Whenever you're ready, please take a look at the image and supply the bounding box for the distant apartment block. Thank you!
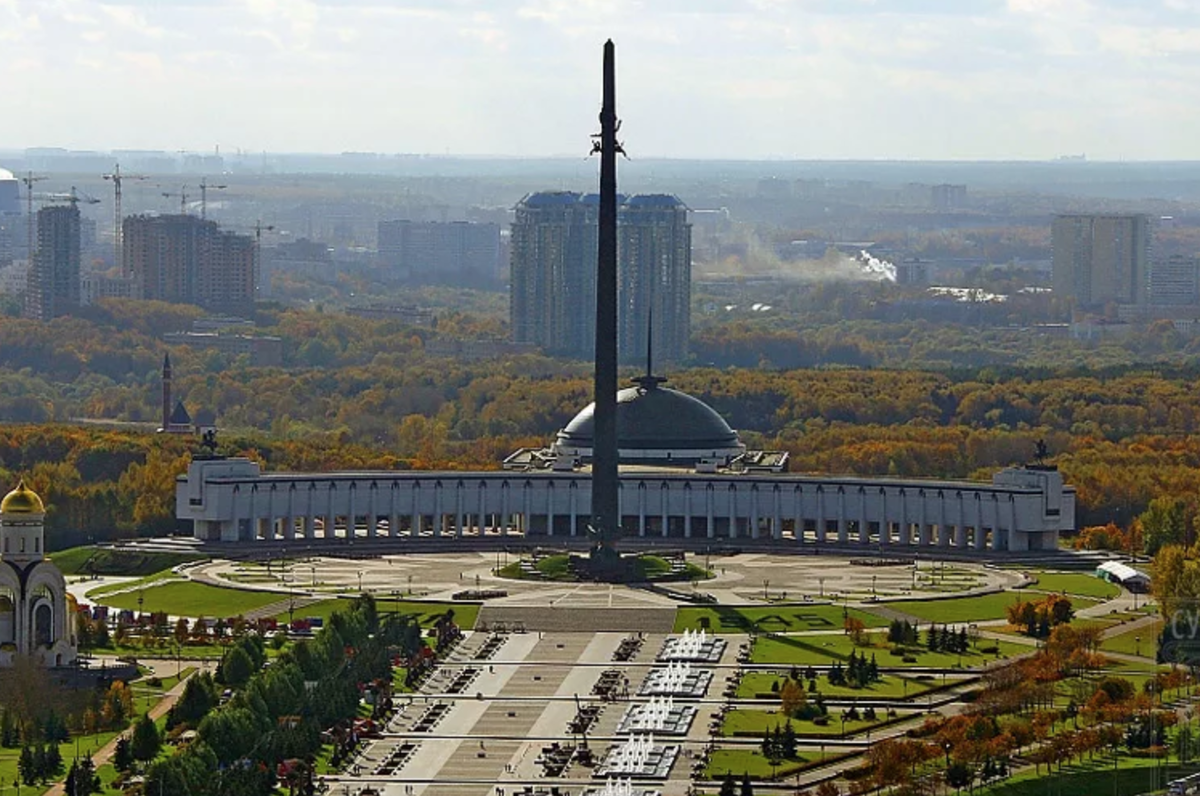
[1052,214,1150,310]
[25,204,81,320]
[931,184,968,211]
[425,339,540,361]
[617,194,691,365]
[1148,255,1200,307]
[81,273,136,305]
[510,192,692,365]
[345,304,435,326]
[123,214,257,314]
[163,332,284,367]
[377,220,500,286]
[264,238,332,298]
[510,192,600,360]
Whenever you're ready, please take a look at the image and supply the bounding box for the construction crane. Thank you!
[198,177,226,220]
[19,172,47,265]
[103,163,149,273]
[34,187,101,206]
[161,185,189,215]
[22,188,101,280]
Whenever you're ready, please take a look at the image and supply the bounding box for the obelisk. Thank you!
[591,39,621,560]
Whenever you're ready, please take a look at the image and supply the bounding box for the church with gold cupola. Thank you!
[0,481,77,668]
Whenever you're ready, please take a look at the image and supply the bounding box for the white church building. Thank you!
[0,481,78,668]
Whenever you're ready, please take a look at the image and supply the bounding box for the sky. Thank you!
[4,0,1200,160]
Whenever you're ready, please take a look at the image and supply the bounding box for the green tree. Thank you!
[740,772,755,796]
[130,713,161,763]
[222,646,256,689]
[64,757,101,796]
[18,744,36,785]
[1141,496,1190,555]
[719,774,737,796]
[113,736,134,773]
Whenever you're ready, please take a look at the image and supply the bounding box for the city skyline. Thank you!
[5,1,1200,160]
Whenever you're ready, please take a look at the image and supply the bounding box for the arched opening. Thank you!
[33,603,52,647]
[0,589,14,644]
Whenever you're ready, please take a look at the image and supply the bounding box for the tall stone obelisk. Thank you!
[590,40,621,562]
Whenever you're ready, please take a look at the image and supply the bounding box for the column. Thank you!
[815,488,827,544]
[545,483,555,538]
[706,485,715,539]
[727,487,738,539]
[661,484,669,539]
[683,484,693,539]
[837,489,848,544]
[501,482,510,537]
[455,482,465,539]
[749,486,759,540]
[638,483,647,538]
[569,482,578,537]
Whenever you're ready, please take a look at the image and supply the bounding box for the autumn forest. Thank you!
[3,296,1200,546]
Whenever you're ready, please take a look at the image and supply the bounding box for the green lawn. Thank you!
[705,748,812,780]
[85,569,182,598]
[92,580,283,617]
[736,671,936,700]
[723,708,900,738]
[883,592,1029,623]
[675,604,888,633]
[977,756,1196,796]
[282,598,480,630]
[50,545,207,576]
[749,631,1026,667]
[1101,620,1162,658]
[1024,572,1121,600]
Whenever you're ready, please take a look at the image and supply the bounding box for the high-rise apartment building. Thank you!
[509,192,691,364]
[617,195,691,365]
[25,204,80,320]
[123,215,256,314]
[377,220,501,286]
[1148,254,1200,307]
[1052,214,1150,310]
[510,192,599,360]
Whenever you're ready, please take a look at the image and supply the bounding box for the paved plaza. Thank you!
[193,550,1023,613]
[324,630,734,796]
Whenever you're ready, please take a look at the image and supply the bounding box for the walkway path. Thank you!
[43,662,207,796]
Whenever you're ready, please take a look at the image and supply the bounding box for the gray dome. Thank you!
[556,379,741,459]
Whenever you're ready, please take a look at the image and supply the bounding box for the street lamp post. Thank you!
[357,570,364,594]
[763,580,770,602]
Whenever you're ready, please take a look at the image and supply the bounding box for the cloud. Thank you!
[4,0,1200,158]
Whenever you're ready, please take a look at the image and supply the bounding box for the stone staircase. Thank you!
[476,605,677,633]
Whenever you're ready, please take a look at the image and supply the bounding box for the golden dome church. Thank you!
[0,481,77,667]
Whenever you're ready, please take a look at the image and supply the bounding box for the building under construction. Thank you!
[123,214,256,315]
[25,204,81,320]
[510,192,691,364]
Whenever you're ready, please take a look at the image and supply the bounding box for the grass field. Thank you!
[85,569,182,598]
[50,545,206,576]
[281,598,480,630]
[1025,572,1121,600]
[976,756,1195,796]
[749,631,1026,667]
[723,708,900,738]
[884,592,1029,623]
[736,671,937,700]
[705,748,812,780]
[92,580,283,617]
[1100,620,1162,658]
[675,604,888,633]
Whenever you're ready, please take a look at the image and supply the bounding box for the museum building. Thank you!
[177,376,1074,553]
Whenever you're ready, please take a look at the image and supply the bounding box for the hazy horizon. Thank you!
[6,1,1200,161]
